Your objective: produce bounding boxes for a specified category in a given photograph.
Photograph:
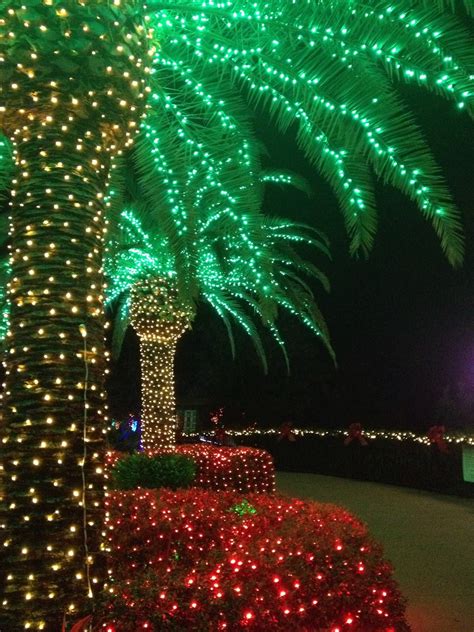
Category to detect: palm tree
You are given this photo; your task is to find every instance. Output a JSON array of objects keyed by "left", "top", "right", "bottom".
[
  {"left": 0, "top": 3, "right": 154, "bottom": 627},
  {"left": 0, "top": 4, "right": 263, "bottom": 627},
  {"left": 0, "top": 1, "right": 472, "bottom": 627},
  {"left": 106, "top": 202, "right": 333, "bottom": 451}
]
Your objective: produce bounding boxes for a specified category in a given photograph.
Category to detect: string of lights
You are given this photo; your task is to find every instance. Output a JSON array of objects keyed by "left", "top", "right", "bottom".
[
  {"left": 100, "top": 487, "right": 409, "bottom": 631},
  {"left": 79, "top": 324, "right": 94, "bottom": 603},
  {"left": 129, "top": 277, "right": 193, "bottom": 451},
  {"left": 182, "top": 427, "right": 474, "bottom": 446}
]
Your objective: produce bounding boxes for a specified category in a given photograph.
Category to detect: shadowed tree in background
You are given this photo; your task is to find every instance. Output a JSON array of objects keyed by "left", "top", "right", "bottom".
[{"left": 0, "top": 1, "right": 473, "bottom": 628}]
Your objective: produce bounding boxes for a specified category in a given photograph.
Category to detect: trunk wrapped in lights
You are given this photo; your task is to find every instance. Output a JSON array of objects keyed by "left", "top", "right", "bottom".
[
  {"left": 0, "top": 2, "right": 151, "bottom": 629},
  {"left": 130, "top": 277, "right": 192, "bottom": 451}
]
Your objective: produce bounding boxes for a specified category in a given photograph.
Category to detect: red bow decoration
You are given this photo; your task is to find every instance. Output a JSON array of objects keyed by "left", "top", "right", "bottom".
[
  {"left": 344, "top": 423, "right": 368, "bottom": 447},
  {"left": 278, "top": 422, "right": 297, "bottom": 442},
  {"left": 427, "top": 425, "right": 449, "bottom": 453}
]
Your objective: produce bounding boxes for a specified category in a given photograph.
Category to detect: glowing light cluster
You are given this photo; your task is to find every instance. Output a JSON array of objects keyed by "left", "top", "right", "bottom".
[
  {"left": 106, "top": 205, "right": 333, "bottom": 354},
  {"left": 0, "top": 1, "right": 472, "bottom": 628},
  {"left": 175, "top": 444, "right": 275, "bottom": 494},
  {"left": 143, "top": 0, "right": 474, "bottom": 265},
  {"left": 96, "top": 487, "right": 408, "bottom": 631}
]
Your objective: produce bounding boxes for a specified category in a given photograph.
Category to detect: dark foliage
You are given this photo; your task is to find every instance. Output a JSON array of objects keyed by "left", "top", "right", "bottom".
[{"left": 111, "top": 453, "right": 196, "bottom": 490}]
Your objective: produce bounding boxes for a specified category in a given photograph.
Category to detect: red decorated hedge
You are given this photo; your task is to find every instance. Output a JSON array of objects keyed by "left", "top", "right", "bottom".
[
  {"left": 106, "top": 445, "right": 275, "bottom": 494},
  {"left": 96, "top": 489, "right": 408, "bottom": 631},
  {"left": 176, "top": 445, "right": 275, "bottom": 494}
]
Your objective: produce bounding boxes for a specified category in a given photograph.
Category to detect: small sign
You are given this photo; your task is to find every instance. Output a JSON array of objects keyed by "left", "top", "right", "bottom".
[
  {"left": 183, "top": 409, "right": 197, "bottom": 434},
  {"left": 462, "top": 445, "right": 474, "bottom": 483}
]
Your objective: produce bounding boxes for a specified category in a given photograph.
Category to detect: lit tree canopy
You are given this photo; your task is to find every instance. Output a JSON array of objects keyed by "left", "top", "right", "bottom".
[
  {"left": 1, "top": 1, "right": 473, "bottom": 266},
  {"left": 140, "top": 0, "right": 474, "bottom": 264}
]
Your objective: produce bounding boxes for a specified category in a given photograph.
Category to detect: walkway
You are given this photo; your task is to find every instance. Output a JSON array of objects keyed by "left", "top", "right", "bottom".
[{"left": 276, "top": 473, "right": 474, "bottom": 632}]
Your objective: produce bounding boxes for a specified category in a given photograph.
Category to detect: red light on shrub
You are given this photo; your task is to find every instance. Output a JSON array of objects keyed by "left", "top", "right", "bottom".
[{"left": 97, "top": 488, "right": 408, "bottom": 631}]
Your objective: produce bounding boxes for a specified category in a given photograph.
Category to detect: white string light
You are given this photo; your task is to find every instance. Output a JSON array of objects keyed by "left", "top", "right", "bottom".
[
  {"left": 79, "top": 324, "right": 93, "bottom": 602},
  {"left": 183, "top": 427, "right": 474, "bottom": 446}
]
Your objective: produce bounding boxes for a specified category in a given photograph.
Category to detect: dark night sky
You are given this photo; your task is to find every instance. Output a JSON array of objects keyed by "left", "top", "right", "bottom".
[
  {"left": 109, "top": 86, "right": 474, "bottom": 432},
  {"left": 257, "top": 86, "right": 474, "bottom": 429}
]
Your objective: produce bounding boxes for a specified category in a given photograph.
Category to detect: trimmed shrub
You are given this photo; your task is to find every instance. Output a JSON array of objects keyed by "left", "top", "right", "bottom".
[
  {"left": 110, "top": 453, "right": 196, "bottom": 490},
  {"left": 107, "top": 445, "right": 275, "bottom": 494},
  {"left": 176, "top": 445, "right": 275, "bottom": 494},
  {"left": 95, "top": 489, "right": 409, "bottom": 631}
]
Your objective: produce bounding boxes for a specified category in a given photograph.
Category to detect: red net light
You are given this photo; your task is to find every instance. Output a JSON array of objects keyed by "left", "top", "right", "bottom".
[
  {"left": 96, "top": 489, "right": 409, "bottom": 631},
  {"left": 106, "top": 445, "right": 275, "bottom": 494}
]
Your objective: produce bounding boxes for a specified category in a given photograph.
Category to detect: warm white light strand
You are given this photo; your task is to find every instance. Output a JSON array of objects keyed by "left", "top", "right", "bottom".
[
  {"left": 183, "top": 427, "right": 474, "bottom": 446},
  {"left": 80, "top": 325, "right": 93, "bottom": 602}
]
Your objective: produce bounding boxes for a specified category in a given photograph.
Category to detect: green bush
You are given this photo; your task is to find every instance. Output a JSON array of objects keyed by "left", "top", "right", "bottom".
[{"left": 111, "top": 453, "right": 196, "bottom": 490}]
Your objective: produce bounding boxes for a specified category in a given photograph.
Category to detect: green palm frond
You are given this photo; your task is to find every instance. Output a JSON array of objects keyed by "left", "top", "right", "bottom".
[
  {"left": 106, "top": 199, "right": 333, "bottom": 369},
  {"left": 0, "top": 136, "right": 12, "bottom": 345},
  {"left": 261, "top": 170, "right": 313, "bottom": 198},
  {"left": 206, "top": 290, "right": 269, "bottom": 374},
  {"left": 142, "top": 0, "right": 473, "bottom": 266},
  {"left": 0, "top": 253, "right": 10, "bottom": 344},
  {"left": 420, "top": 0, "right": 474, "bottom": 19},
  {"left": 267, "top": 322, "right": 290, "bottom": 374},
  {"left": 205, "top": 294, "right": 237, "bottom": 360},
  {"left": 111, "top": 295, "right": 131, "bottom": 361},
  {"left": 264, "top": 217, "right": 331, "bottom": 257}
]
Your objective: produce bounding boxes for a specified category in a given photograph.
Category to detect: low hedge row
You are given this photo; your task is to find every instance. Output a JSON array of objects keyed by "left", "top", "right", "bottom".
[
  {"left": 240, "top": 435, "right": 472, "bottom": 496},
  {"left": 176, "top": 444, "right": 275, "bottom": 494},
  {"left": 106, "top": 445, "right": 275, "bottom": 495}
]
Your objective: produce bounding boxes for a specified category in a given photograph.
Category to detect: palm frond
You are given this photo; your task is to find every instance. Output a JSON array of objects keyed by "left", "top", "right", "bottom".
[
  {"left": 206, "top": 291, "right": 269, "bottom": 374},
  {"left": 260, "top": 170, "right": 313, "bottom": 198},
  {"left": 204, "top": 294, "right": 236, "bottom": 360},
  {"left": 144, "top": 0, "right": 473, "bottom": 265}
]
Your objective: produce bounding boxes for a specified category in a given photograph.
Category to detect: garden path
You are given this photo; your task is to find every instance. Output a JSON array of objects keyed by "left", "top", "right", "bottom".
[{"left": 277, "top": 472, "right": 474, "bottom": 632}]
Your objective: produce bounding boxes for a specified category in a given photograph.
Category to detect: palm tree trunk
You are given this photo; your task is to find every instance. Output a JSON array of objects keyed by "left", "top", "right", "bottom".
[
  {"left": 0, "top": 3, "right": 150, "bottom": 628},
  {"left": 130, "top": 278, "right": 192, "bottom": 452},
  {"left": 0, "top": 123, "right": 111, "bottom": 630},
  {"left": 138, "top": 335, "right": 178, "bottom": 451}
]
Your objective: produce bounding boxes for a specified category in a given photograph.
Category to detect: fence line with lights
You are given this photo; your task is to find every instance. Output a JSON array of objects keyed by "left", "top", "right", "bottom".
[{"left": 182, "top": 427, "right": 474, "bottom": 446}]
